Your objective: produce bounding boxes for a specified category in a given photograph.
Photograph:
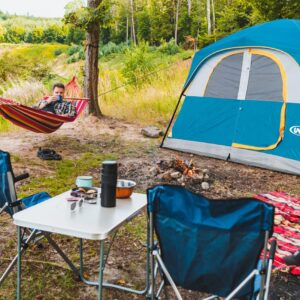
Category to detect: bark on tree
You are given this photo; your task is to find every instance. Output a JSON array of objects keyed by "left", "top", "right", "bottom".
[
  {"left": 195, "top": 0, "right": 201, "bottom": 50},
  {"left": 175, "top": 0, "right": 180, "bottom": 45},
  {"left": 130, "top": 0, "right": 137, "bottom": 45},
  {"left": 84, "top": 0, "right": 102, "bottom": 116},
  {"left": 126, "top": 14, "right": 129, "bottom": 44},
  {"left": 211, "top": 0, "right": 215, "bottom": 35},
  {"left": 187, "top": 0, "right": 192, "bottom": 17},
  {"left": 206, "top": 0, "right": 211, "bottom": 35}
]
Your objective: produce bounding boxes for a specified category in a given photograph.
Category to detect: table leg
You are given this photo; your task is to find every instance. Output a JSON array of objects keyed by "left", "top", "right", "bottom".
[
  {"left": 80, "top": 223, "right": 150, "bottom": 296},
  {"left": 98, "top": 240, "right": 105, "bottom": 300},
  {"left": 44, "top": 233, "right": 80, "bottom": 278},
  {"left": 17, "top": 226, "right": 21, "bottom": 300},
  {"left": 79, "top": 239, "right": 84, "bottom": 278}
]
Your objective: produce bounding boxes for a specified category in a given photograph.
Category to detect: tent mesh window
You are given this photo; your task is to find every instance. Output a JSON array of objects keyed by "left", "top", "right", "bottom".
[
  {"left": 204, "top": 53, "right": 243, "bottom": 99},
  {"left": 246, "top": 54, "right": 283, "bottom": 101}
]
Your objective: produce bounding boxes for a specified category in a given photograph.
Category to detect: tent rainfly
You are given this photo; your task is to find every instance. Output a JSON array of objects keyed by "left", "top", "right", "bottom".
[{"left": 161, "top": 19, "right": 300, "bottom": 175}]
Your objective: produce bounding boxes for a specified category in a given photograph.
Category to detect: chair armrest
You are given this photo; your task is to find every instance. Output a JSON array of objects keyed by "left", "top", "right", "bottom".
[
  {"left": 8, "top": 199, "right": 23, "bottom": 208},
  {"left": 14, "top": 172, "right": 29, "bottom": 182}
]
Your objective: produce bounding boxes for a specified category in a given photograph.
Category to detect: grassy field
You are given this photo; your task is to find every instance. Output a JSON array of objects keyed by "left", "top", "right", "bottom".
[{"left": 0, "top": 43, "right": 192, "bottom": 132}]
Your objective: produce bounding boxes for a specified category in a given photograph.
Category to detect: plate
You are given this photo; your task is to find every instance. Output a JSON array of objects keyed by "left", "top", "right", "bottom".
[{"left": 70, "top": 187, "right": 98, "bottom": 199}]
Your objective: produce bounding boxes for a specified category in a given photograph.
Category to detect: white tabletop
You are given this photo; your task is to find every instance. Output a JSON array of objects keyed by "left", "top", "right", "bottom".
[{"left": 13, "top": 189, "right": 147, "bottom": 240}]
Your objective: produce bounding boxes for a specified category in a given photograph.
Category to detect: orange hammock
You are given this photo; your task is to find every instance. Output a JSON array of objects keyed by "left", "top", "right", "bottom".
[{"left": 0, "top": 77, "right": 88, "bottom": 134}]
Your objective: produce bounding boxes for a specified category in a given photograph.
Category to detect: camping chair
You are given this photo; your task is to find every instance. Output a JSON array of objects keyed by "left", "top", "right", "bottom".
[
  {"left": 0, "top": 150, "right": 51, "bottom": 285},
  {"left": 147, "top": 185, "right": 277, "bottom": 300}
]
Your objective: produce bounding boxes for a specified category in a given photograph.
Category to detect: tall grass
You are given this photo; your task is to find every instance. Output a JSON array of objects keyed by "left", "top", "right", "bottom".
[
  {"left": 0, "top": 79, "right": 47, "bottom": 133},
  {"left": 99, "top": 57, "right": 191, "bottom": 126},
  {"left": 0, "top": 42, "right": 192, "bottom": 133},
  {"left": 3, "top": 78, "right": 47, "bottom": 105}
]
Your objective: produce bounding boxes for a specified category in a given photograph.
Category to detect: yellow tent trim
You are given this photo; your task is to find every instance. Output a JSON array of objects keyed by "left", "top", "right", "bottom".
[{"left": 232, "top": 49, "right": 287, "bottom": 151}]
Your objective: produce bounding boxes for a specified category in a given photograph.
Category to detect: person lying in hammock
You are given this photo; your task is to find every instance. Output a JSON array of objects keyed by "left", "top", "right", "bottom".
[{"left": 36, "top": 83, "right": 77, "bottom": 117}]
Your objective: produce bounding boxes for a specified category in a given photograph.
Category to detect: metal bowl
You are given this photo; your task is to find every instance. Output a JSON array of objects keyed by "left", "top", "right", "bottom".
[{"left": 116, "top": 179, "right": 136, "bottom": 198}]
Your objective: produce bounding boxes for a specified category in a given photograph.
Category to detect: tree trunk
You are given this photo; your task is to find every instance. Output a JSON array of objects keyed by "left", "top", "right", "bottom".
[
  {"left": 187, "top": 0, "right": 192, "bottom": 17},
  {"left": 195, "top": 0, "right": 201, "bottom": 50},
  {"left": 126, "top": 14, "right": 129, "bottom": 44},
  {"left": 84, "top": 0, "right": 102, "bottom": 116},
  {"left": 130, "top": 0, "right": 136, "bottom": 45},
  {"left": 175, "top": 0, "right": 180, "bottom": 45},
  {"left": 211, "top": 0, "right": 215, "bottom": 35},
  {"left": 206, "top": 0, "right": 211, "bottom": 35}
]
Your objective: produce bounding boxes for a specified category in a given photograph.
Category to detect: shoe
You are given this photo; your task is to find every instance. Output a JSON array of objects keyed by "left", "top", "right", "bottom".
[
  {"left": 283, "top": 251, "right": 300, "bottom": 266},
  {"left": 37, "top": 147, "right": 62, "bottom": 161}
]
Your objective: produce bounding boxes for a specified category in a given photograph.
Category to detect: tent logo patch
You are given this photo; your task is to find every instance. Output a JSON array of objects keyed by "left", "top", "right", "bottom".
[{"left": 289, "top": 126, "right": 300, "bottom": 136}]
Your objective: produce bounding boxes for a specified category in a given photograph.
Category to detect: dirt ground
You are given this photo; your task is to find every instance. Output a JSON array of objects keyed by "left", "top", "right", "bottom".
[{"left": 0, "top": 116, "right": 299, "bottom": 299}]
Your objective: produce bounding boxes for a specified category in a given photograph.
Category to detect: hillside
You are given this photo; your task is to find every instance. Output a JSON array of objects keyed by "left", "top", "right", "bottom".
[{"left": 0, "top": 11, "right": 61, "bottom": 28}]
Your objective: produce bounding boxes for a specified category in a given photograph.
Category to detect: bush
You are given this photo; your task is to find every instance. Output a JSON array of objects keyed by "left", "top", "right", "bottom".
[
  {"left": 99, "top": 42, "right": 129, "bottom": 57},
  {"left": 67, "top": 45, "right": 81, "bottom": 56},
  {"left": 197, "top": 33, "right": 216, "bottom": 48},
  {"left": 122, "top": 43, "right": 155, "bottom": 85},
  {"left": 158, "top": 39, "right": 180, "bottom": 55},
  {"left": 54, "top": 48, "right": 63, "bottom": 56}
]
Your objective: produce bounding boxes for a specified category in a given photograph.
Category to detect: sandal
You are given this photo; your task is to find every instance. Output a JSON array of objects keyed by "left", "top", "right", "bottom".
[{"left": 37, "top": 147, "right": 62, "bottom": 161}]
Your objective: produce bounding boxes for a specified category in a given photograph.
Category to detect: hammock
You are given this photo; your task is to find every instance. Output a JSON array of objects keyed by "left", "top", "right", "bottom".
[{"left": 0, "top": 77, "right": 88, "bottom": 134}]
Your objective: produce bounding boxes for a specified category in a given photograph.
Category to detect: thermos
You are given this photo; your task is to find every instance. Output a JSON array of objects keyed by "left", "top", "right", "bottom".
[{"left": 100, "top": 161, "right": 117, "bottom": 207}]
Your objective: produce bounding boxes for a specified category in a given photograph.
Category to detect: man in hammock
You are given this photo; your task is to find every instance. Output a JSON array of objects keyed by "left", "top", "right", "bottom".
[{"left": 37, "top": 83, "right": 77, "bottom": 117}]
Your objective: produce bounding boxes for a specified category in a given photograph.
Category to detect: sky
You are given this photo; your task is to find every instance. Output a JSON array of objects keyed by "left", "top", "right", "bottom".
[{"left": 0, "top": 0, "right": 77, "bottom": 18}]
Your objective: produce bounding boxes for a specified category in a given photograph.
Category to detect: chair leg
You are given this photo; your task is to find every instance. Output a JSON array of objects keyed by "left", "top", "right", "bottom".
[
  {"left": 0, "top": 202, "right": 8, "bottom": 214},
  {"left": 156, "top": 279, "right": 165, "bottom": 299},
  {"left": 263, "top": 239, "right": 277, "bottom": 300},
  {"left": 153, "top": 250, "right": 183, "bottom": 300},
  {"left": 224, "top": 270, "right": 258, "bottom": 300},
  {"left": 259, "top": 232, "right": 270, "bottom": 300},
  {"left": 0, "top": 229, "right": 37, "bottom": 286},
  {"left": 156, "top": 265, "right": 168, "bottom": 300}
]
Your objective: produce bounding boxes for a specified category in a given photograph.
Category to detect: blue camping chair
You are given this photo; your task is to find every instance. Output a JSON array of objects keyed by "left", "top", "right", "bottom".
[
  {"left": 147, "top": 185, "right": 276, "bottom": 300},
  {"left": 0, "top": 150, "right": 51, "bottom": 285}
]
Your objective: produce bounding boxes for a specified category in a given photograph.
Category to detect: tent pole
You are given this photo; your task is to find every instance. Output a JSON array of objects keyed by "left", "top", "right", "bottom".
[{"left": 160, "top": 92, "right": 185, "bottom": 148}]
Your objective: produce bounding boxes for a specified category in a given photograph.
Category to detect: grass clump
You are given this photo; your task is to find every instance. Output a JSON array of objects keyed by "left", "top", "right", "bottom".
[{"left": 17, "top": 151, "right": 116, "bottom": 197}]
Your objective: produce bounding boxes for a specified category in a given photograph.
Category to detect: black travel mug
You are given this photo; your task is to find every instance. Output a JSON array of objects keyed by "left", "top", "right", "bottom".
[
  {"left": 100, "top": 161, "right": 117, "bottom": 207},
  {"left": 56, "top": 95, "right": 63, "bottom": 103}
]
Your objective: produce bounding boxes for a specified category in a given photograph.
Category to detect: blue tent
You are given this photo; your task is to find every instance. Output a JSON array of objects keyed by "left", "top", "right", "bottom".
[{"left": 162, "top": 19, "right": 300, "bottom": 174}]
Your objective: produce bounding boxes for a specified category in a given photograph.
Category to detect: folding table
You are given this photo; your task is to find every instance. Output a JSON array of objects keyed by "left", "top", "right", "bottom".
[{"left": 13, "top": 189, "right": 149, "bottom": 299}]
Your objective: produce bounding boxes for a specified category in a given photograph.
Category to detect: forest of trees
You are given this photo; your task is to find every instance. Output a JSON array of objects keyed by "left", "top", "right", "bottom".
[{"left": 0, "top": 0, "right": 299, "bottom": 48}]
